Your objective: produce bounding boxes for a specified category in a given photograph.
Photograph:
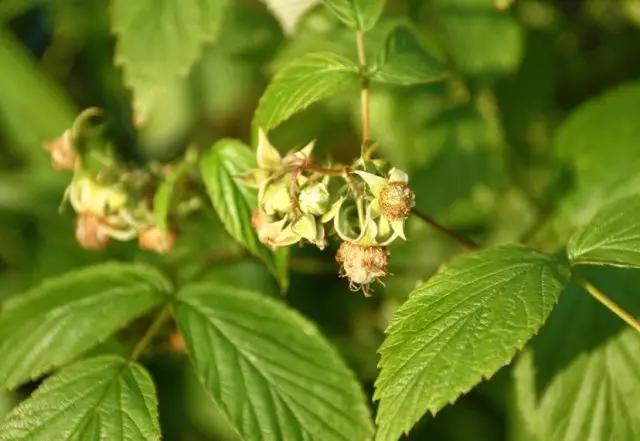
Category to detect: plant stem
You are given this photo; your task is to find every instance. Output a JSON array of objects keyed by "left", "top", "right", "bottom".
[
  {"left": 411, "top": 208, "right": 479, "bottom": 250},
  {"left": 356, "top": 31, "right": 371, "bottom": 144},
  {"left": 130, "top": 305, "right": 173, "bottom": 362},
  {"left": 572, "top": 275, "right": 640, "bottom": 333}
]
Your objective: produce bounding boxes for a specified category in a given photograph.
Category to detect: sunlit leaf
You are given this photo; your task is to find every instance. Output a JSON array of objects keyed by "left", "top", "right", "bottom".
[
  {"left": 514, "top": 266, "right": 640, "bottom": 441},
  {"left": 0, "top": 263, "right": 171, "bottom": 390},
  {"left": 568, "top": 194, "right": 640, "bottom": 268},
  {"left": 175, "top": 282, "right": 374, "bottom": 440},
  {"left": 375, "top": 245, "right": 569, "bottom": 441},
  {"left": 372, "top": 25, "right": 447, "bottom": 85},
  {"left": 253, "top": 52, "right": 360, "bottom": 134},
  {"left": 321, "top": 0, "right": 385, "bottom": 31},
  {"left": 200, "top": 139, "right": 289, "bottom": 290},
  {"left": 0, "top": 356, "right": 161, "bottom": 441},
  {"left": 111, "top": 0, "right": 230, "bottom": 121}
]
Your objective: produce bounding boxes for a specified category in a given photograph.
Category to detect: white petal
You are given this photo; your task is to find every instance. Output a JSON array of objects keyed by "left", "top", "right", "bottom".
[
  {"left": 257, "top": 129, "right": 282, "bottom": 169},
  {"left": 353, "top": 171, "right": 387, "bottom": 198},
  {"left": 389, "top": 168, "right": 409, "bottom": 183}
]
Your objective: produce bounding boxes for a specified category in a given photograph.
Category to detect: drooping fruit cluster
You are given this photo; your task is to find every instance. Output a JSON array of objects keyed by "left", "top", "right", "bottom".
[
  {"left": 236, "top": 130, "right": 416, "bottom": 295},
  {"left": 43, "top": 108, "right": 176, "bottom": 253}
]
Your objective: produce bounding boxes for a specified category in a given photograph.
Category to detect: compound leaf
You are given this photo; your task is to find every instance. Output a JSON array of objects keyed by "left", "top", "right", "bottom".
[
  {"left": 253, "top": 52, "right": 360, "bottom": 134},
  {"left": 568, "top": 194, "right": 640, "bottom": 268},
  {"left": 375, "top": 245, "right": 570, "bottom": 441},
  {"left": 0, "top": 263, "right": 171, "bottom": 390},
  {"left": 0, "top": 356, "right": 160, "bottom": 441},
  {"left": 175, "top": 282, "right": 374, "bottom": 441}
]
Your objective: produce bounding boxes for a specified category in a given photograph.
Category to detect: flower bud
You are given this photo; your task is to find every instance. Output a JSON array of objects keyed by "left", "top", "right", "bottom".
[
  {"left": 261, "top": 181, "right": 291, "bottom": 216},
  {"left": 379, "top": 182, "right": 415, "bottom": 221},
  {"left": 139, "top": 226, "right": 175, "bottom": 254},
  {"left": 335, "top": 241, "right": 388, "bottom": 295},
  {"left": 75, "top": 212, "right": 110, "bottom": 250},
  {"left": 42, "top": 129, "right": 77, "bottom": 171},
  {"left": 299, "top": 183, "right": 330, "bottom": 216},
  {"left": 71, "top": 177, "right": 129, "bottom": 217}
]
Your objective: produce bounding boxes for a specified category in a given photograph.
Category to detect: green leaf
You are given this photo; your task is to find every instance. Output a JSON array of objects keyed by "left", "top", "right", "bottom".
[
  {"left": 111, "top": 0, "right": 230, "bottom": 121},
  {"left": 514, "top": 266, "right": 640, "bottom": 441},
  {"left": 568, "top": 194, "right": 640, "bottom": 268},
  {"left": 0, "top": 356, "right": 161, "bottom": 440},
  {"left": 372, "top": 25, "right": 447, "bottom": 85},
  {"left": 200, "top": 139, "right": 289, "bottom": 290},
  {"left": 0, "top": 29, "right": 76, "bottom": 169},
  {"left": 0, "top": 263, "right": 171, "bottom": 390},
  {"left": 321, "top": 0, "right": 385, "bottom": 31},
  {"left": 435, "top": 0, "right": 523, "bottom": 77},
  {"left": 153, "top": 161, "right": 190, "bottom": 238},
  {"left": 174, "top": 282, "right": 374, "bottom": 441},
  {"left": 374, "top": 245, "right": 570, "bottom": 441},
  {"left": 534, "top": 82, "right": 640, "bottom": 249},
  {"left": 253, "top": 52, "right": 360, "bottom": 134}
]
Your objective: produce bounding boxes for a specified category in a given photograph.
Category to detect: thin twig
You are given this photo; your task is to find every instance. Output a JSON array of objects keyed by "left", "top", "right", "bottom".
[
  {"left": 411, "top": 208, "right": 479, "bottom": 250},
  {"left": 130, "top": 305, "right": 172, "bottom": 362},
  {"left": 356, "top": 31, "right": 371, "bottom": 144},
  {"left": 572, "top": 275, "right": 640, "bottom": 333}
]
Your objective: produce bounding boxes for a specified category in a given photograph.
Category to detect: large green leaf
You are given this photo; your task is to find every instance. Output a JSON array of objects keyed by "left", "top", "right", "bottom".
[
  {"left": 534, "top": 82, "right": 640, "bottom": 249},
  {"left": 321, "top": 0, "right": 385, "bottom": 31},
  {"left": 374, "top": 245, "right": 570, "bottom": 441},
  {"left": 174, "top": 282, "right": 374, "bottom": 441},
  {"left": 435, "top": 0, "right": 523, "bottom": 77},
  {"left": 200, "top": 139, "right": 289, "bottom": 290},
  {"left": 0, "top": 356, "right": 161, "bottom": 440},
  {"left": 253, "top": 52, "right": 360, "bottom": 134},
  {"left": 568, "top": 194, "right": 640, "bottom": 268},
  {"left": 0, "top": 29, "right": 76, "bottom": 169},
  {"left": 514, "top": 266, "right": 640, "bottom": 441},
  {"left": 372, "top": 25, "right": 447, "bottom": 85},
  {"left": 111, "top": 0, "right": 229, "bottom": 121},
  {"left": 0, "top": 263, "right": 171, "bottom": 390}
]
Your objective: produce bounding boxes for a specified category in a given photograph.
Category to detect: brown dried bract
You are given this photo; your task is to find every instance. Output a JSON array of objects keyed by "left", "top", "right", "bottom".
[
  {"left": 379, "top": 182, "right": 415, "bottom": 221},
  {"left": 139, "top": 226, "right": 175, "bottom": 254},
  {"left": 336, "top": 241, "right": 389, "bottom": 296},
  {"left": 75, "top": 212, "right": 110, "bottom": 250},
  {"left": 42, "top": 129, "right": 78, "bottom": 171}
]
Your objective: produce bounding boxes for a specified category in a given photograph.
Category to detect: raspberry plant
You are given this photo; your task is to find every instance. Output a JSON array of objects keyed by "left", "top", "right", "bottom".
[{"left": 0, "top": 1, "right": 639, "bottom": 441}]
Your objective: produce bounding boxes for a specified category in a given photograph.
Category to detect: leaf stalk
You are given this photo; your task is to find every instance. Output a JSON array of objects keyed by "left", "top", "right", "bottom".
[{"left": 572, "top": 274, "right": 640, "bottom": 332}]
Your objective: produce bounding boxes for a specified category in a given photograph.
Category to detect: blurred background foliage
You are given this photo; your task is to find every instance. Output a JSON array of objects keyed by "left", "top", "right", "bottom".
[{"left": 1, "top": 0, "right": 640, "bottom": 440}]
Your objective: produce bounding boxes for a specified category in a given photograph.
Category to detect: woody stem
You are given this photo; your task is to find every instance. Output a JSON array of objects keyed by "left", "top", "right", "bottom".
[{"left": 411, "top": 208, "right": 479, "bottom": 250}]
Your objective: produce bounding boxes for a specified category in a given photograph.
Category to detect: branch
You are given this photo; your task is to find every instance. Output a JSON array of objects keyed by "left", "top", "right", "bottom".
[
  {"left": 411, "top": 208, "right": 479, "bottom": 250},
  {"left": 572, "top": 275, "right": 640, "bottom": 333},
  {"left": 130, "top": 305, "right": 172, "bottom": 362}
]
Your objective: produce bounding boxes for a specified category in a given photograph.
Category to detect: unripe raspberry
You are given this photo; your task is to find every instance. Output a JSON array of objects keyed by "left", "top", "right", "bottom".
[
  {"left": 75, "top": 212, "right": 110, "bottom": 251},
  {"left": 336, "top": 241, "right": 388, "bottom": 295},
  {"left": 299, "top": 183, "right": 330, "bottom": 216},
  {"left": 379, "top": 182, "right": 415, "bottom": 221},
  {"left": 139, "top": 226, "right": 175, "bottom": 254},
  {"left": 42, "top": 130, "right": 78, "bottom": 171}
]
